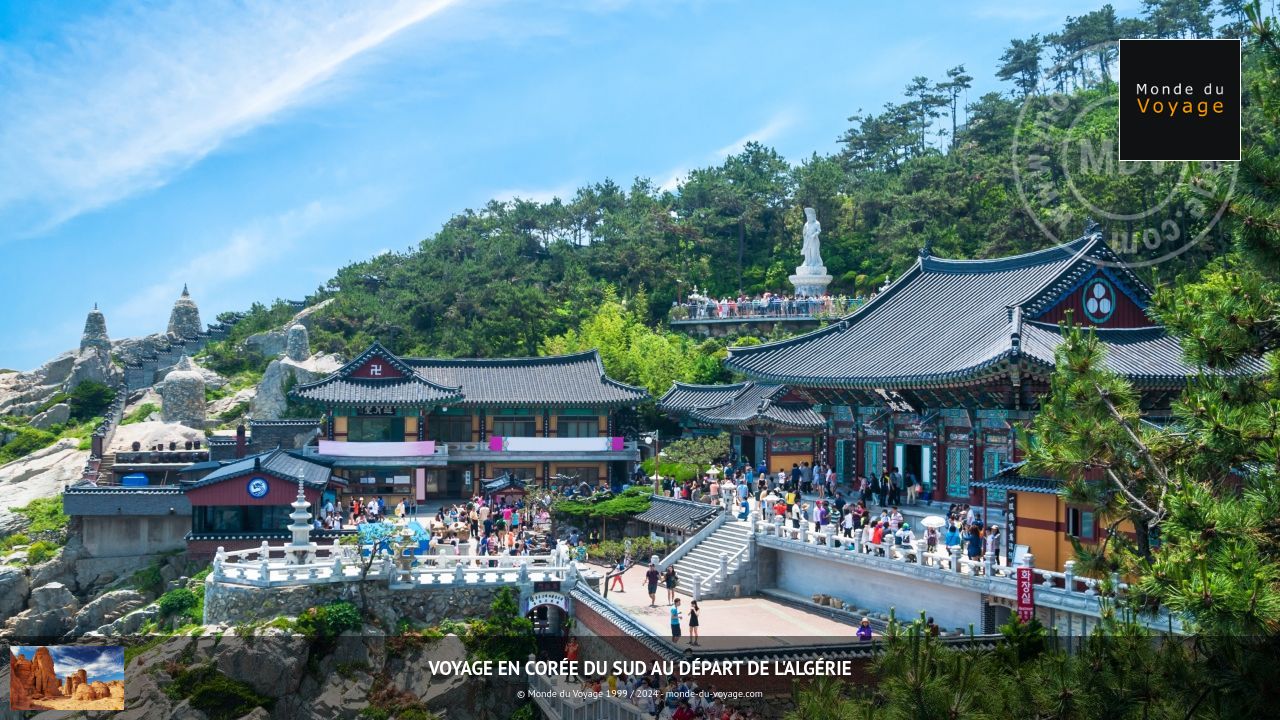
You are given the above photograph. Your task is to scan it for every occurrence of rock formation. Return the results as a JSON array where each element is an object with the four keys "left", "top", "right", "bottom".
[
  {"left": 31, "top": 646, "right": 63, "bottom": 698},
  {"left": 160, "top": 355, "right": 206, "bottom": 429},
  {"left": 28, "top": 402, "right": 70, "bottom": 429},
  {"left": 285, "top": 323, "right": 310, "bottom": 362},
  {"left": 167, "top": 284, "right": 203, "bottom": 338},
  {"left": 250, "top": 353, "right": 342, "bottom": 419},
  {"left": 80, "top": 304, "right": 111, "bottom": 354},
  {"left": 0, "top": 305, "right": 122, "bottom": 416}
]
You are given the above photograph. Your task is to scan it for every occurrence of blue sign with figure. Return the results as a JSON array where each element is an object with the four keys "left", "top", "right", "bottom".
[{"left": 246, "top": 476, "right": 270, "bottom": 498}]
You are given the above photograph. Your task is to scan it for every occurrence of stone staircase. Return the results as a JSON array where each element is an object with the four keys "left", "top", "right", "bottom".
[
  {"left": 671, "top": 521, "right": 753, "bottom": 598},
  {"left": 97, "top": 453, "right": 116, "bottom": 480}
]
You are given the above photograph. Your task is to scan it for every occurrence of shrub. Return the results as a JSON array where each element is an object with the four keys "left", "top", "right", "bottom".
[
  {"left": 66, "top": 380, "right": 116, "bottom": 421},
  {"left": 24, "top": 540, "right": 58, "bottom": 565},
  {"left": 0, "top": 426, "right": 58, "bottom": 464},
  {"left": 0, "top": 533, "right": 31, "bottom": 552},
  {"left": 295, "top": 601, "right": 361, "bottom": 640},
  {"left": 157, "top": 588, "right": 198, "bottom": 617},
  {"left": 121, "top": 403, "right": 159, "bottom": 425},
  {"left": 167, "top": 665, "right": 272, "bottom": 720},
  {"left": 129, "top": 563, "right": 166, "bottom": 596}
]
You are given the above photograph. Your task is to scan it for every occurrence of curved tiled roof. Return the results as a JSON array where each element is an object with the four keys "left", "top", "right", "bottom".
[
  {"left": 405, "top": 350, "right": 649, "bottom": 408},
  {"left": 657, "top": 382, "right": 748, "bottom": 412},
  {"left": 292, "top": 377, "right": 461, "bottom": 405},
  {"left": 725, "top": 235, "right": 1229, "bottom": 388},
  {"left": 183, "top": 449, "right": 336, "bottom": 490},
  {"left": 633, "top": 496, "right": 721, "bottom": 529},
  {"left": 292, "top": 342, "right": 463, "bottom": 406},
  {"left": 292, "top": 343, "right": 649, "bottom": 409},
  {"left": 686, "top": 383, "right": 826, "bottom": 430},
  {"left": 1018, "top": 322, "right": 1267, "bottom": 381}
]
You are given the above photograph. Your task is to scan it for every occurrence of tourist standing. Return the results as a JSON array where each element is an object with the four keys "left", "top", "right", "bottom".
[
  {"left": 646, "top": 563, "right": 661, "bottom": 607},
  {"left": 966, "top": 524, "right": 983, "bottom": 561},
  {"left": 663, "top": 566, "right": 679, "bottom": 605},
  {"left": 857, "top": 617, "right": 873, "bottom": 641},
  {"left": 670, "top": 598, "right": 682, "bottom": 642},
  {"left": 610, "top": 556, "right": 626, "bottom": 592},
  {"left": 985, "top": 525, "right": 1002, "bottom": 566},
  {"left": 688, "top": 600, "right": 700, "bottom": 645}
]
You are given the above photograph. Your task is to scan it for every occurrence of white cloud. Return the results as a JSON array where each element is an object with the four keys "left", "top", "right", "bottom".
[
  {"left": 114, "top": 198, "right": 358, "bottom": 328},
  {"left": 657, "top": 108, "right": 796, "bottom": 192},
  {"left": 0, "top": 0, "right": 461, "bottom": 234}
]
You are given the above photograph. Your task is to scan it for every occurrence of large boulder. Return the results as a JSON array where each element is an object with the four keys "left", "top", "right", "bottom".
[
  {"left": 30, "top": 582, "right": 78, "bottom": 614},
  {"left": 0, "top": 565, "right": 30, "bottom": 622},
  {"left": 29, "top": 402, "right": 71, "bottom": 429},
  {"left": 73, "top": 589, "right": 148, "bottom": 636},
  {"left": 208, "top": 387, "right": 256, "bottom": 419},
  {"left": 250, "top": 353, "right": 342, "bottom": 420}
]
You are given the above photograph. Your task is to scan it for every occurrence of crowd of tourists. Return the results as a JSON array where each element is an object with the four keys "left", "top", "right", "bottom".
[
  {"left": 672, "top": 292, "right": 865, "bottom": 320},
  {"left": 659, "top": 460, "right": 1006, "bottom": 570}
]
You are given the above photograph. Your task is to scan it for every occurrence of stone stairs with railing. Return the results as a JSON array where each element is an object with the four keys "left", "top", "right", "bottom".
[{"left": 671, "top": 521, "right": 753, "bottom": 598}]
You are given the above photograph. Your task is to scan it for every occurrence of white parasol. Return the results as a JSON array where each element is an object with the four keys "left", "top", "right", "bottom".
[{"left": 921, "top": 515, "right": 947, "bottom": 529}]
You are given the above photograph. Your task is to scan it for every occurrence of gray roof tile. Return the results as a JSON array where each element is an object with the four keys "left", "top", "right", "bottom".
[
  {"left": 634, "top": 496, "right": 721, "bottom": 529},
  {"left": 182, "top": 449, "right": 335, "bottom": 490}
]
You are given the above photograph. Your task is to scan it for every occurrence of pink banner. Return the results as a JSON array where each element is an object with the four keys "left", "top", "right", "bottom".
[
  {"left": 317, "top": 439, "right": 436, "bottom": 457},
  {"left": 1016, "top": 567, "right": 1035, "bottom": 622},
  {"left": 485, "top": 437, "right": 626, "bottom": 452}
]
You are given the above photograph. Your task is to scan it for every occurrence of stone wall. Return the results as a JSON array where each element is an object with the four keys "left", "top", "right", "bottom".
[
  {"left": 81, "top": 516, "right": 189, "bottom": 558},
  {"left": 204, "top": 580, "right": 511, "bottom": 628},
  {"left": 767, "top": 547, "right": 986, "bottom": 632}
]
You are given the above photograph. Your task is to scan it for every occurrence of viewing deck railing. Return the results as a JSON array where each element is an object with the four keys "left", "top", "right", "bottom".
[
  {"left": 669, "top": 296, "right": 865, "bottom": 322},
  {"left": 756, "top": 517, "right": 1123, "bottom": 597},
  {"left": 210, "top": 539, "right": 582, "bottom": 589}
]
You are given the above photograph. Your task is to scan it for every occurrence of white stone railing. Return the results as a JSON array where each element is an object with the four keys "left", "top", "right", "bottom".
[
  {"left": 689, "top": 540, "right": 751, "bottom": 601},
  {"left": 757, "top": 517, "right": 1127, "bottom": 601},
  {"left": 658, "top": 510, "right": 726, "bottom": 570},
  {"left": 211, "top": 539, "right": 580, "bottom": 589}
]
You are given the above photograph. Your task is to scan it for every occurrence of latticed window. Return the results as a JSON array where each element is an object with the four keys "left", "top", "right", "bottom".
[
  {"left": 493, "top": 416, "right": 537, "bottom": 437},
  {"left": 557, "top": 418, "right": 598, "bottom": 437},
  {"left": 946, "top": 446, "right": 970, "bottom": 498}
]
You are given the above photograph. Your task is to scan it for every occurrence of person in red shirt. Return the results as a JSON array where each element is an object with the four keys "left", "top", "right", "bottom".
[
  {"left": 672, "top": 700, "right": 696, "bottom": 720},
  {"left": 773, "top": 500, "right": 786, "bottom": 517}
]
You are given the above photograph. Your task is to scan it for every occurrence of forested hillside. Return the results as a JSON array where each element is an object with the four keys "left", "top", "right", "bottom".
[{"left": 206, "top": 1, "right": 1265, "bottom": 394}]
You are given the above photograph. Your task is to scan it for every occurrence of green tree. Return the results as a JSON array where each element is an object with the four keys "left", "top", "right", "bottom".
[
  {"left": 659, "top": 434, "right": 730, "bottom": 480},
  {"left": 463, "top": 587, "right": 536, "bottom": 663},
  {"left": 997, "top": 35, "right": 1044, "bottom": 97}
]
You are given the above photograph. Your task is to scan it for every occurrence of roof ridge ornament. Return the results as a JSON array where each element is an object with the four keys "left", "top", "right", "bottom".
[{"left": 1084, "top": 218, "right": 1101, "bottom": 236}]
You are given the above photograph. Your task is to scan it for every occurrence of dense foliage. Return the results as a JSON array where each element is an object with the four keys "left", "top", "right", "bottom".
[
  {"left": 461, "top": 587, "right": 536, "bottom": 663},
  {"left": 788, "top": 614, "right": 1279, "bottom": 719}
]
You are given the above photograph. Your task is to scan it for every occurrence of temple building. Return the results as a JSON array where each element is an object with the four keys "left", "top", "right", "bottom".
[
  {"left": 724, "top": 232, "right": 1249, "bottom": 569},
  {"left": 658, "top": 381, "right": 826, "bottom": 472},
  {"left": 287, "top": 342, "right": 649, "bottom": 502},
  {"left": 182, "top": 449, "right": 344, "bottom": 556}
]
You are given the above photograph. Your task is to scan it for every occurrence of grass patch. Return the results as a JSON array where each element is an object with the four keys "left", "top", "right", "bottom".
[
  {"left": 0, "top": 426, "right": 57, "bottom": 464},
  {"left": 0, "top": 533, "right": 30, "bottom": 552},
  {"left": 10, "top": 496, "right": 67, "bottom": 533},
  {"left": 165, "top": 664, "right": 274, "bottom": 720},
  {"left": 124, "top": 635, "right": 168, "bottom": 666},
  {"left": 121, "top": 403, "right": 159, "bottom": 425}
]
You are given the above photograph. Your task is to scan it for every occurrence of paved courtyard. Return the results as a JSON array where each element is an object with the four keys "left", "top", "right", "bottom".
[{"left": 600, "top": 565, "right": 870, "bottom": 651}]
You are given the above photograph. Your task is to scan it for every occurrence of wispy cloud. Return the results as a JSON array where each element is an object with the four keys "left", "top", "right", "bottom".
[
  {"left": 0, "top": 0, "right": 460, "bottom": 234},
  {"left": 114, "top": 197, "right": 364, "bottom": 329},
  {"left": 658, "top": 108, "right": 796, "bottom": 191}
]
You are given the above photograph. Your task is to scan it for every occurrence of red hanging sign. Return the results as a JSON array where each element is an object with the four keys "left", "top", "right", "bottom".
[{"left": 1016, "top": 567, "right": 1035, "bottom": 622}]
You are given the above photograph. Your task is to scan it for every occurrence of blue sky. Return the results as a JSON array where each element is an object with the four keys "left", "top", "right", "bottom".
[
  {"left": 0, "top": 0, "right": 1137, "bottom": 371},
  {"left": 13, "top": 645, "right": 125, "bottom": 684}
]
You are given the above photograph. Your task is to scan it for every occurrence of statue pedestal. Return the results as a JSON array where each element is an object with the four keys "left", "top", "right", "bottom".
[{"left": 790, "top": 266, "right": 832, "bottom": 298}]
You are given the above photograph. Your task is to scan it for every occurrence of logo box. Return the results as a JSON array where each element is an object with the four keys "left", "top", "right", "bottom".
[{"left": 1119, "top": 38, "right": 1240, "bottom": 161}]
